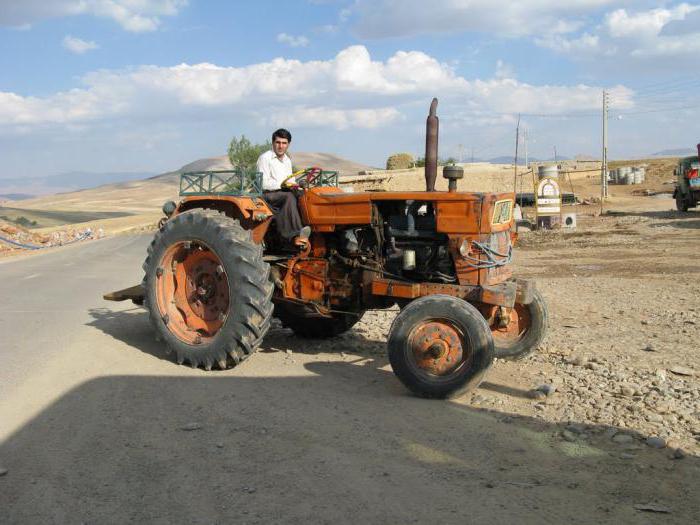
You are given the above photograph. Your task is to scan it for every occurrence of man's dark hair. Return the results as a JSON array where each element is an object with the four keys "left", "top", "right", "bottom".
[{"left": 272, "top": 128, "right": 292, "bottom": 142}]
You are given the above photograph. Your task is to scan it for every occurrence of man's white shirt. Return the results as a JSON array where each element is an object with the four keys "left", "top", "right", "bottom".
[{"left": 256, "top": 150, "right": 292, "bottom": 191}]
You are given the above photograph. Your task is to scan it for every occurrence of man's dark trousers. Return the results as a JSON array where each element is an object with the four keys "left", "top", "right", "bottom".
[{"left": 262, "top": 190, "right": 304, "bottom": 241}]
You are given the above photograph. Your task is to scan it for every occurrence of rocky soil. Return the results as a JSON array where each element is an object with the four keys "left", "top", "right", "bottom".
[{"left": 275, "top": 204, "right": 700, "bottom": 456}]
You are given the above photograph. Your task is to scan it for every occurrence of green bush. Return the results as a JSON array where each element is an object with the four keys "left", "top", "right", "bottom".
[
  {"left": 386, "top": 153, "right": 415, "bottom": 170},
  {"left": 227, "top": 135, "right": 271, "bottom": 170}
]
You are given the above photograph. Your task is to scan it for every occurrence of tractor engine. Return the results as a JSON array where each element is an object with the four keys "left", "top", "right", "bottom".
[{"left": 335, "top": 199, "right": 456, "bottom": 285}]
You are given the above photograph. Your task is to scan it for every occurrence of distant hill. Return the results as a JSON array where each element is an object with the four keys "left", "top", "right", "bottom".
[
  {"left": 0, "top": 193, "right": 34, "bottom": 201},
  {"left": 151, "top": 153, "right": 372, "bottom": 182},
  {"left": 12, "top": 152, "right": 373, "bottom": 213},
  {"left": 486, "top": 155, "right": 570, "bottom": 165},
  {"left": 651, "top": 148, "right": 697, "bottom": 157},
  {"left": 0, "top": 171, "right": 156, "bottom": 196}
]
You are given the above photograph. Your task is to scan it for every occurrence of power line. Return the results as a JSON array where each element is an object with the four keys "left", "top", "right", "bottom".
[{"left": 614, "top": 103, "right": 700, "bottom": 116}]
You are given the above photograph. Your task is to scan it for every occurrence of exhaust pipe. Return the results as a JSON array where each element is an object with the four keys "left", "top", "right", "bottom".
[{"left": 425, "top": 98, "right": 439, "bottom": 192}]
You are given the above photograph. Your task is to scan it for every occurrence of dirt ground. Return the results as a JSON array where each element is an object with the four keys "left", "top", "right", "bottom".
[{"left": 2, "top": 158, "right": 699, "bottom": 522}]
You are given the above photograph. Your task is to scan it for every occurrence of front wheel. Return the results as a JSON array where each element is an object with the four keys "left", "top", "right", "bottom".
[
  {"left": 387, "top": 295, "right": 494, "bottom": 399},
  {"left": 489, "top": 289, "right": 548, "bottom": 360},
  {"left": 143, "top": 209, "right": 274, "bottom": 370}
]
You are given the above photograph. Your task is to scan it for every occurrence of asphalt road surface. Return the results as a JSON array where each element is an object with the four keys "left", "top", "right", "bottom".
[{"left": 0, "top": 235, "right": 697, "bottom": 523}]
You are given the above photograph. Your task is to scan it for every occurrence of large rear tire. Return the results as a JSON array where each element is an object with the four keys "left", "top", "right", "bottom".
[
  {"left": 143, "top": 209, "right": 273, "bottom": 370},
  {"left": 275, "top": 304, "right": 364, "bottom": 338},
  {"left": 387, "top": 295, "right": 494, "bottom": 399},
  {"left": 491, "top": 289, "right": 548, "bottom": 360}
]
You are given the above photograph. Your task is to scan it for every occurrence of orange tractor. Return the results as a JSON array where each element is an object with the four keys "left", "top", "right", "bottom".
[{"left": 106, "top": 99, "right": 547, "bottom": 398}]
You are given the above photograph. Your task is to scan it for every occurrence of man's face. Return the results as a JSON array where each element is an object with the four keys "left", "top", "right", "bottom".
[{"left": 273, "top": 137, "right": 289, "bottom": 158}]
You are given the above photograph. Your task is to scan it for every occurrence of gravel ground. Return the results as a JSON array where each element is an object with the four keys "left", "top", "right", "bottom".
[{"left": 290, "top": 205, "right": 700, "bottom": 455}]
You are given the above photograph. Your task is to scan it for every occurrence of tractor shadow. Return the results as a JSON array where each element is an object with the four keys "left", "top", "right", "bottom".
[
  {"left": 87, "top": 307, "right": 532, "bottom": 401},
  {"left": 2, "top": 365, "right": 699, "bottom": 524},
  {"left": 86, "top": 306, "right": 390, "bottom": 368}
]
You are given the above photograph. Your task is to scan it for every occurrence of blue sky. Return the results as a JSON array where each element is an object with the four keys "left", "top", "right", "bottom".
[{"left": 1, "top": 0, "right": 699, "bottom": 180}]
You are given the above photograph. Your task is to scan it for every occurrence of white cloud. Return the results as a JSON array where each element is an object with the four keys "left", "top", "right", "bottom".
[
  {"left": 0, "top": 45, "right": 633, "bottom": 133},
  {"left": 0, "top": 0, "right": 187, "bottom": 32},
  {"left": 277, "top": 33, "right": 310, "bottom": 48},
  {"left": 494, "top": 60, "right": 515, "bottom": 80},
  {"left": 62, "top": 35, "right": 99, "bottom": 54},
  {"left": 538, "top": 4, "right": 700, "bottom": 60},
  {"left": 269, "top": 106, "right": 402, "bottom": 129},
  {"left": 351, "top": 0, "right": 622, "bottom": 38}
]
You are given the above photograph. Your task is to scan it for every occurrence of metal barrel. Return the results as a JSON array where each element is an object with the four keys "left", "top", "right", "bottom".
[
  {"left": 538, "top": 165, "right": 558, "bottom": 179},
  {"left": 425, "top": 98, "right": 439, "bottom": 192}
]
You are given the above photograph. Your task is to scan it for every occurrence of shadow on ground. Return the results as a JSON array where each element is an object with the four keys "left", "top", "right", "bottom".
[{"left": 1, "top": 310, "right": 697, "bottom": 523}]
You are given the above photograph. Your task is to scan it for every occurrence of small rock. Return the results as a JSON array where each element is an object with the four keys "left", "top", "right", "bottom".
[
  {"left": 566, "top": 424, "right": 585, "bottom": 434},
  {"left": 285, "top": 349, "right": 293, "bottom": 355},
  {"left": 536, "top": 384, "right": 556, "bottom": 396},
  {"left": 181, "top": 422, "right": 202, "bottom": 431},
  {"left": 646, "top": 436, "right": 666, "bottom": 449},
  {"left": 620, "top": 453, "right": 636, "bottom": 460},
  {"left": 620, "top": 385, "right": 635, "bottom": 397},
  {"left": 670, "top": 448, "right": 686, "bottom": 460},
  {"left": 633, "top": 504, "right": 671, "bottom": 514},
  {"left": 567, "top": 355, "right": 587, "bottom": 366},
  {"left": 642, "top": 344, "right": 656, "bottom": 352},
  {"left": 0, "top": 468, "right": 7, "bottom": 477},
  {"left": 646, "top": 414, "right": 664, "bottom": 423},
  {"left": 528, "top": 390, "right": 547, "bottom": 400},
  {"left": 215, "top": 442, "right": 225, "bottom": 449},
  {"left": 561, "top": 430, "right": 577, "bottom": 442},
  {"left": 612, "top": 433, "right": 635, "bottom": 444},
  {"left": 669, "top": 366, "right": 694, "bottom": 377}
]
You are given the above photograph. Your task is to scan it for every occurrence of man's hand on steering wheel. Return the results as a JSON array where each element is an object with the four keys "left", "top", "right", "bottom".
[{"left": 281, "top": 166, "right": 322, "bottom": 190}]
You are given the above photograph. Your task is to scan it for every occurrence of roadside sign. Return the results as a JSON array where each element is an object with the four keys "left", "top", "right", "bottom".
[{"left": 536, "top": 177, "right": 561, "bottom": 217}]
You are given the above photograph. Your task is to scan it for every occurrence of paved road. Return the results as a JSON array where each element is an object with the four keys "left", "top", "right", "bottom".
[
  {"left": 0, "top": 235, "right": 697, "bottom": 524},
  {"left": 0, "top": 234, "right": 150, "bottom": 399}
]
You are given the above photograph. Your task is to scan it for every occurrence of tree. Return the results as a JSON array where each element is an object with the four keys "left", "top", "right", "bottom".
[{"left": 227, "top": 135, "right": 271, "bottom": 170}]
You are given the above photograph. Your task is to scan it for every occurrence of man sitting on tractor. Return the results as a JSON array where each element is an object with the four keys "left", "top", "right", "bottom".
[{"left": 256, "top": 128, "right": 310, "bottom": 248}]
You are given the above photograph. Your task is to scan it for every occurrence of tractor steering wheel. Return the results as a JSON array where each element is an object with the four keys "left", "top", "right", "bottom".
[{"left": 281, "top": 166, "right": 322, "bottom": 189}]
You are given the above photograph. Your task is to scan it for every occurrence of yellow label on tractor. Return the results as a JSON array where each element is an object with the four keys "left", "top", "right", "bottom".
[{"left": 492, "top": 199, "right": 513, "bottom": 225}]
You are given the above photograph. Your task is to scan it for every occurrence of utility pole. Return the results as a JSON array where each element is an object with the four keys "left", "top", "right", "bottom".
[
  {"left": 523, "top": 126, "right": 529, "bottom": 171},
  {"left": 601, "top": 90, "right": 609, "bottom": 203},
  {"left": 513, "top": 114, "right": 521, "bottom": 193}
]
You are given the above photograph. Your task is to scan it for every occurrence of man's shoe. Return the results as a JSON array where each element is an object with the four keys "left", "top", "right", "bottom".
[
  {"left": 299, "top": 226, "right": 311, "bottom": 239},
  {"left": 293, "top": 226, "right": 311, "bottom": 249}
]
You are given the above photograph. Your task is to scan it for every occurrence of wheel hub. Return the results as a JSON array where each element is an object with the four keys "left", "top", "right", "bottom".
[
  {"left": 491, "top": 304, "right": 530, "bottom": 344},
  {"left": 410, "top": 321, "right": 464, "bottom": 376},
  {"left": 155, "top": 242, "right": 230, "bottom": 345}
]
